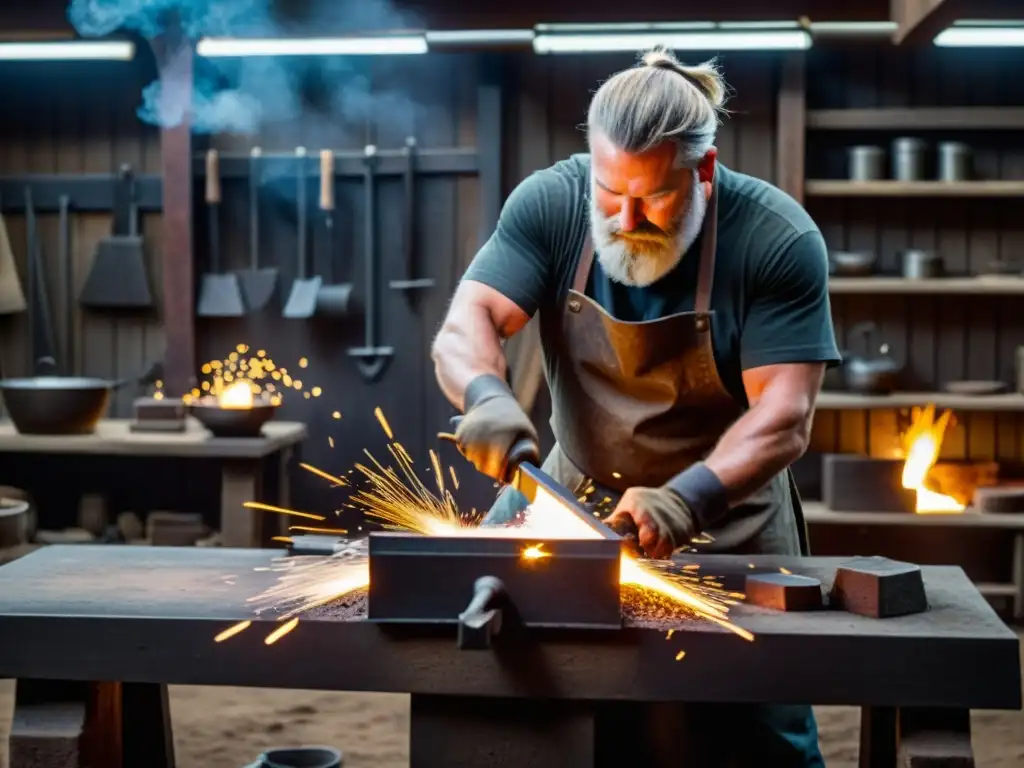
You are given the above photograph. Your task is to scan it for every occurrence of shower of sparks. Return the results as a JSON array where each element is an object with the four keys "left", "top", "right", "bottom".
[
  {"left": 289, "top": 525, "right": 349, "bottom": 535},
  {"left": 675, "top": 650, "right": 686, "bottom": 661},
  {"left": 233, "top": 408, "right": 755, "bottom": 645},
  {"left": 179, "top": 344, "right": 325, "bottom": 406},
  {"left": 243, "top": 501, "right": 326, "bottom": 522},
  {"left": 300, "top": 462, "right": 347, "bottom": 487},
  {"left": 264, "top": 617, "right": 300, "bottom": 645}
]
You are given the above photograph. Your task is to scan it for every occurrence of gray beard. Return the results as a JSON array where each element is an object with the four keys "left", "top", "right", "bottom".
[{"left": 588, "top": 179, "right": 707, "bottom": 288}]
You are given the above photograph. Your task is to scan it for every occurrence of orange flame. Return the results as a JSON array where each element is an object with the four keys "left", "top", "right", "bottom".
[
  {"left": 218, "top": 379, "right": 255, "bottom": 409},
  {"left": 900, "top": 405, "right": 964, "bottom": 514}
]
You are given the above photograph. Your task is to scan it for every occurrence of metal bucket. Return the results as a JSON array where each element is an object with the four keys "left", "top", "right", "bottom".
[{"left": 248, "top": 746, "right": 343, "bottom": 768}]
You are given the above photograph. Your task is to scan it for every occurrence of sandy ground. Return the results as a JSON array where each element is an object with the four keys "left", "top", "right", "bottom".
[{"left": 0, "top": 630, "right": 1021, "bottom": 767}]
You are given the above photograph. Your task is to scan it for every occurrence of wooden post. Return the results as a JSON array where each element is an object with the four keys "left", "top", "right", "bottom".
[
  {"left": 891, "top": 0, "right": 960, "bottom": 45},
  {"left": 776, "top": 52, "right": 806, "bottom": 205},
  {"left": 149, "top": 27, "right": 196, "bottom": 398}
]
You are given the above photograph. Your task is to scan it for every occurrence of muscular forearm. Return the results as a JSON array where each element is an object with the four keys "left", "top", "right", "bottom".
[
  {"left": 704, "top": 398, "right": 811, "bottom": 503},
  {"left": 431, "top": 307, "right": 508, "bottom": 412}
]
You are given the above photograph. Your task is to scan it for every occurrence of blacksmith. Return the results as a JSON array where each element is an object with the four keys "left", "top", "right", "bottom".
[{"left": 432, "top": 47, "right": 839, "bottom": 766}]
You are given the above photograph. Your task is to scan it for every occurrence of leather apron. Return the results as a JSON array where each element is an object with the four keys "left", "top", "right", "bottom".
[{"left": 488, "top": 183, "right": 809, "bottom": 558}]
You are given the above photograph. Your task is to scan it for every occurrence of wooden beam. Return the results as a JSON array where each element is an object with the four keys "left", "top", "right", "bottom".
[
  {"left": 775, "top": 52, "right": 806, "bottom": 205},
  {"left": 149, "top": 28, "right": 196, "bottom": 398},
  {"left": 890, "top": 0, "right": 961, "bottom": 45}
]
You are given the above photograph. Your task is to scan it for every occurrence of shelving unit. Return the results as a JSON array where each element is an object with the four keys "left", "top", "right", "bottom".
[
  {"left": 805, "top": 180, "right": 1024, "bottom": 197},
  {"left": 817, "top": 392, "right": 1024, "bottom": 411},
  {"left": 806, "top": 106, "right": 1024, "bottom": 131},
  {"left": 829, "top": 276, "right": 1024, "bottom": 294}
]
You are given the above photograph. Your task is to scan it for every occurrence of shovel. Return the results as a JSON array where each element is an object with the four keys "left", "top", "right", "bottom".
[
  {"left": 79, "top": 164, "right": 153, "bottom": 311},
  {"left": 197, "top": 149, "right": 244, "bottom": 318},
  {"left": 237, "top": 146, "right": 279, "bottom": 312},
  {"left": 389, "top": 136, "right": 434, "bottom": 307},
  {"left": 0, "top": 191, "right": 26, "bottom": 315},
  {"left": 312, "top": 149, "right": 353, "bottom": 316},
  {"left": 282, "top": 147, "right": 321, "bottom": 319}
]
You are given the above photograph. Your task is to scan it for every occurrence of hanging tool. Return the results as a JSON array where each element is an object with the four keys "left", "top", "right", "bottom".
[
  {"left": 79, "top": 164, "right": 153, "bottom": 310},
  {"left": 312, "top": 149, "right": 354, "bottom": 316},
  {"left": 236, "top": 147, "right": 279, "bottom": 312},
  {"left": 348, "top": 145, "right": 394, "bottom": 381},
  {"left": 282, "top": 147, "right": 321, "bottom": 318},
  {"left": 0, "top": 191, "right": 26, "bottom": 315},
  {"left": 196, "top": 149, "right": 245, "bottom": 318},
  {"left": 388, "top": 136, "right": 433, "bottom": 307},
  {"left": 24, "top": 187, "right": 57, "bottom": 376}
]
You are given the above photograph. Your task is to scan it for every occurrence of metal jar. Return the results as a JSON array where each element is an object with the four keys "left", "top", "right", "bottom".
[
  {"left": 849, "top": 146, "right": 885, "bottom": 181},
  {"left": 901, "top": 249, "right": 943, "bottom": 279},
  {"left": 892, "top": 137, "right": 926, "bottom": 182},
  {"left": 938, "top": 142, "right": 970, "bottom": 182}
]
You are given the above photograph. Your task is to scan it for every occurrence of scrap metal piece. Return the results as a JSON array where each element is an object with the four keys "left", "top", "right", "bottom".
[
  {"left": 745, "top": 573, "right": 824, "bottom": 612},
  {"left": 457, "top": 576, "right": 505, "bottom": 650},
  {"left": 287, "top": 535, "right": 345, "bottom": 557},
  {"left": 367, "top": 532, "right": 621, "bottom": 629},
  {"left": 515, "top": 463, "right": 622, "bottom": 541},
  {"left": 830, "top": 556, "right": 928, "bottom": 618}
]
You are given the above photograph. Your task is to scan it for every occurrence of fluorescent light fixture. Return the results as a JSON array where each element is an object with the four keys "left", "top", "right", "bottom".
[
  {"left": 809, "top": 21, "right": 897, "bottom": 37},
  {"left": 0, "top": 40, "right": 135, "bottom": 61},
  {"left": 196, "top": 35, "right": 428, "bottom": 57},
  {"left": 934, "top": 21, "right": 1024, "bottom": 47},
  {"left": 533, "top": 29, "right": 811, "bottom": 54},
  {"left": 426, "top": 29, "right": 534, "bottom": 46}
]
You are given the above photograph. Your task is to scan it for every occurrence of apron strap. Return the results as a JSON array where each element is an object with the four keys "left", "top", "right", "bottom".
[
  {"left": 572, "top": 231, "right": 595, "bottom": 294},
  {"left": 694, "top": 179, "right": 719, "bottom": 315}
]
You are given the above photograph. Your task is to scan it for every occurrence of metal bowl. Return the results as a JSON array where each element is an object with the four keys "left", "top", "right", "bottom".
[
  {"left": 190, "top": 397, "right": 278, "bottom": 438},
  {"left": 830, "top": 251, "right": 878, "bottom": 277},
  {"left": 0, "top": 496, "right": 30, "bottom": 548},
  {"left": 0, "top": 376, "right": 114, "bottom": 435}
]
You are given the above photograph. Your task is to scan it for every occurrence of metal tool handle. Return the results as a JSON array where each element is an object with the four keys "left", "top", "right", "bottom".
[
  {"left": 444, "top": 415, "right": 540, "bottom": 483},
  {"left": 205, "top": 149, "right": 220, "bottom": 204},
  {"left": 320, "top": 149, "right": 334, "bottom": 212},
  {"left": 296, "top": 146, "right": 308, "bottom": 279},
  {"left": 457, "top": 575, "right": 505, "bottom": 650},
  {"left": 249, "top": 146, "right": 261, "bottom": 269}
]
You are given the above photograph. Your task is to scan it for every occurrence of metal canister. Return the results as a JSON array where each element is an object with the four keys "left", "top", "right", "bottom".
[
  {"left": 892, "top": 137, "right": 926, "bottom": 181},
  {"left": 938, "top": 141, "right": 970, "bottom": 182},
  {"left": 849, "top": 146, "right": 884, "bottom": 181}
]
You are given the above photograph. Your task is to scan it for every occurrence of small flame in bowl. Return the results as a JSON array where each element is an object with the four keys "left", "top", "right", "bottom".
[{"left": 218, "top": 380, "right": 255, "bottom": 410}]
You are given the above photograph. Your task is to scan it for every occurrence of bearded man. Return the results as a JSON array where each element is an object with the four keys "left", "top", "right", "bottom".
[{"left": 431, "top": 47, "right": 839, "bottom": 766}]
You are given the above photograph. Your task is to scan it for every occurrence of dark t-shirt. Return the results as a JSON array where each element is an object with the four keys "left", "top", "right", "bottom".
[{"left": 463, "top": 154, "right": 841, "bottom": 404}]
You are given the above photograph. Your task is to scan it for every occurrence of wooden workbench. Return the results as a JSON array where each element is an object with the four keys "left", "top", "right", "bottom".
[
  {"left": 0, "top": 545, "right": 1018, "bottom": 767},
  {"left": 0, "top": 419, "right": 307, "bottom": 547}
]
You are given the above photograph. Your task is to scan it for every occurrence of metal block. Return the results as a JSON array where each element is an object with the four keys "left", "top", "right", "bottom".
[
  {"left": 822, "top": 455, "right": 916, "bottom": 512},
  {"left": 367, "top": 532, "right": 621, "bottom": 629},
  {"left": 745, "top": 573, "right": 824, "bottom": 611},
  {"left": 830, "top": 556, "right": 928, "bottom": 618}
]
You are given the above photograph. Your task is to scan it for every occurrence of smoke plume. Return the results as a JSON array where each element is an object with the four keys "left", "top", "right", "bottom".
[{"left": 66, "top": 0, "right": 423, "bottom": 136}]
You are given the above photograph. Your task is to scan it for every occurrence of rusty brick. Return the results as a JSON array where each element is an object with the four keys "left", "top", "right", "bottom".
[
  {"left": 830, "top": 556, "right": 928, "bottom": 618},
  {"left": 745, "top": 573, "right": 824, "bottom": 611}
]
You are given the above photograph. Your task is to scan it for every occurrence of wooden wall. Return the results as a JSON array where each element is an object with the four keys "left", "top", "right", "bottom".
[
  {"left": 0, "top": 59, "right": 163, "bottom": 419},
  {"left": 805, "top": 46, "right": 1024, "bottom": 465}
]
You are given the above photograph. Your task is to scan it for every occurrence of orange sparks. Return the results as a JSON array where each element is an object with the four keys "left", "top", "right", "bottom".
[
  {"left": 675, "top": 650, "right": 686, "bottom": 661},
  {"left": 666, "top": 629, "right": 675, "bottom": 639},
  {"left": 271, "top": 536, "right": 293, "bottom": 544},
  {"left": 522, "top": 543, "right": 551, "bottom": 560},
  {"left": 682, "top": 564, "right": 700, "bottom": 571},
  {"left": 300, "top": 462, "right": 347, "bottom": 487},
  {"left": 214, "top": 620, "right": 251, "bottom": 643},
  {"left": 264, "top": 617, "right": 299, "bottom": 645},
  {"left": 374, "top": 407, "right": 394, "bottom": 439},
  {"left": 288, "top": 525, "right": 349, "bottom": 535},
  {"left": 449, "top": 466, "right": 459, "bottom": 490},
  {"left": 328, "top": 436, "right": 335, "bottom": 448},
  {"left": 779, "top": 567, "right": 793, "bottom": 575},
  {"left": 243, "top": 502, "right": 325, "bottom": 522}
]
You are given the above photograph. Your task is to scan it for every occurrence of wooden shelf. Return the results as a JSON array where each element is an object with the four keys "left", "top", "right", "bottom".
[
  {"left": 806, "top": 107, "right": 1024, "bottom": 131},
  {"left": 829, "top": 276, "right": 1024, "bottom": 294},
  {"left": 817, "top": 392, "right": 1024, "bottom": 411},
  {"left": 805, "top": 180, "right": 1024, "bottom": 197},
  {"left": 803, "top": 503, "right": 1024, "bottom": 529}
]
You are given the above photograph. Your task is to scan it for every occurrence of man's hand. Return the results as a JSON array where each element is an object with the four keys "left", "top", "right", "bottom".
[
  {"left": 606, "top": 486, "right": 697, "bottom": 560},
  {"left": 455, "top": 390, "right": 538, "bottom": 483}
]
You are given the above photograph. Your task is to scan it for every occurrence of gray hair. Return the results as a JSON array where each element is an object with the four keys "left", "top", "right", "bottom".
[{"left": 587, "top": 46, "right": 729, "bottom": 168}]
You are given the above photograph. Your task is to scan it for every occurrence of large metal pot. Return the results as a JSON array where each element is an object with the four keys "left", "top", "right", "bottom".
[
  {"left": 843, "top": 322, "right": 903, "bottom": 396},
  {"left": 0, "top": 360, "right": 163, "bottom": 435}
]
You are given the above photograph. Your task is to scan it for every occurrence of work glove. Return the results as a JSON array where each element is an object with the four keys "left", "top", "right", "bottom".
[
  {"left": 606, "top": 486, "right": 697, "bottom": 560},
  {"left": 453, "top": 374, "right": 539, "bottom": 483}
]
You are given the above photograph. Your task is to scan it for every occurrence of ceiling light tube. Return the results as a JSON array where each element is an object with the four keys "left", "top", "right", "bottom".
[
  {"left": 934, "top": 24, "right": 1024, "bottom": 47},
  {"left": 0, "top": 40, "right": 135, "bottom": 61},
  {"left": 196, "top": 35, "right": 428, "bottom": 58},
  {"left": 533, "top": 30, "right": 811, "bottom": 54}
]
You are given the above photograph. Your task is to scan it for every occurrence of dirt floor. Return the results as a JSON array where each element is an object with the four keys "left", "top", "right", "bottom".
[{"left": 0, "top": 629, "right": 1021, "bottom": 767}]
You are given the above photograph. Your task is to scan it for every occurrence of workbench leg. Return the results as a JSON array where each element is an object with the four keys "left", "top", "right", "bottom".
[
  {"left": 409, "top": 694, "right": 595, "bottom": 768},
  {"left": 1012, "top": 532, "right": 1023, "bottom": 621},
  {"left": 9, "top": 679, "right": 175, "bottom": 768},
  {"left": 277, "top": 447, "right": 293, "bottom": 539},
  {"left": 220, "top": 459, "right": 263, "bottom": 548},
  {"left": 898, "top": 707, "right": 974, "bottom": 767},
  {"left": 859, "top": 706, "right": 897, "bottom": 768}
]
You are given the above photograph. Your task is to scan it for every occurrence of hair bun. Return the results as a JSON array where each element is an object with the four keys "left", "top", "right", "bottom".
[{"left": 639, "top": 46, "right": 728, "bottom": 109}]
